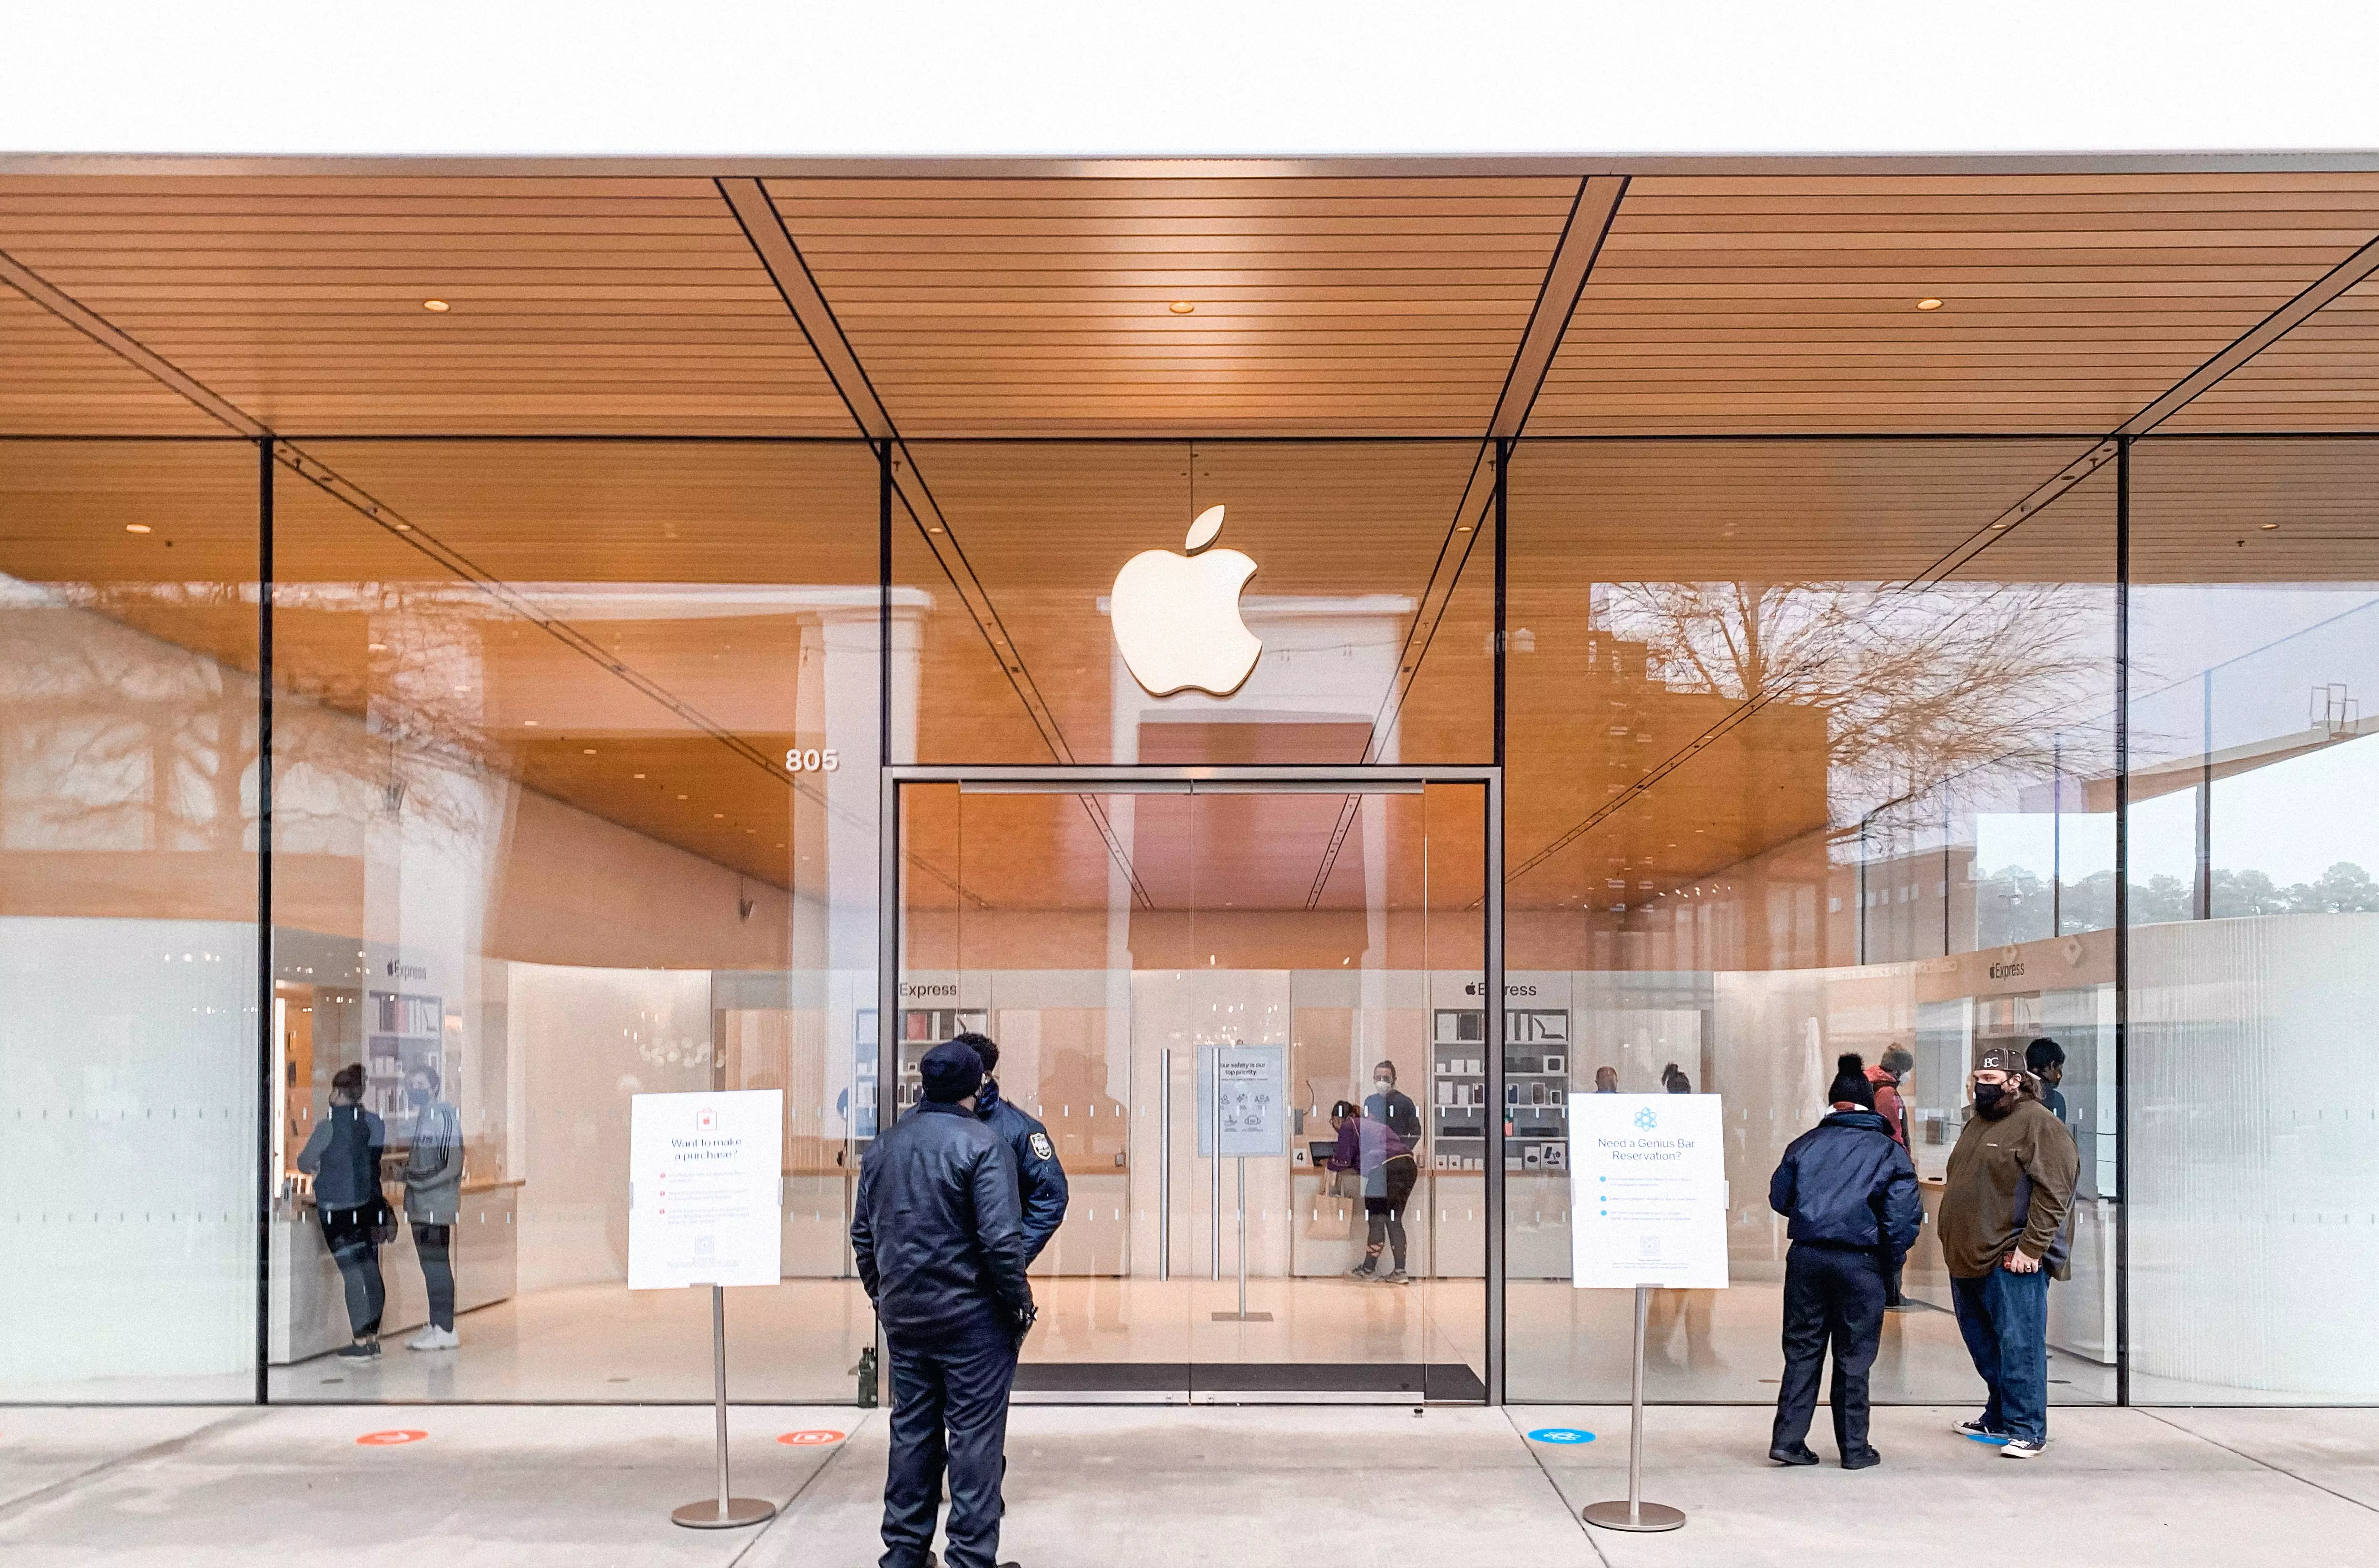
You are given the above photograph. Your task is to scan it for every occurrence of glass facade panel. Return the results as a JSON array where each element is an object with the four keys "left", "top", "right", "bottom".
[
  {"left": 1503, "top": 439, "right": 2118, "bottom": 1403},
  {"left": 2126, "top": 437, "right": 2379, "bottom": 1401},
  {"left": 0, "top": 439, "right": 262, "bottom": 1401},
  {"left": 261, "top": 440, "right": 882, "bottom": 1399},
  {"left": 894, "top": 442, "right": 1492, "bottom": 766}
]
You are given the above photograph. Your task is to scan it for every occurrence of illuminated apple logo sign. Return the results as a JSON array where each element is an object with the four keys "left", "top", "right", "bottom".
[{"left": 1110, "top": 504, "right": 1261, "bottom": 696}]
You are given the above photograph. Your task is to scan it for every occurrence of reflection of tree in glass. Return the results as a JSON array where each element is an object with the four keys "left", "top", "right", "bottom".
[
  {"left": 1976, "top": 861, "right": 2379, "bottom": 943},
  {"left": 1602, "top": 580, "right": 2109, "bottom": 823}
]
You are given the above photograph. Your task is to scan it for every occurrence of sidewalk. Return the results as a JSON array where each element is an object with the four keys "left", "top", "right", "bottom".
[{"left": 4, "top": 1401, "right": 2376, "bottom": 1566}]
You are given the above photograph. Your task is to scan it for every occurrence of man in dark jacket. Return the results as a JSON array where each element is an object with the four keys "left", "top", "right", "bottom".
[
  {"left": 954, "top": 1032, "right": 1070, "bottom": 1264},
  {"left": 852, "top": 1039, "right": 1034, "bottom": 1568},
  {"left": 1766, "top": 1053, "right": 1922, "bottom": 1470}
]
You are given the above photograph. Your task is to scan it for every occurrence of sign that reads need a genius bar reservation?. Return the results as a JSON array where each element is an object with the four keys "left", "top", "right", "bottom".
[
  {"left": 628, "top": 1091, "right": 783, "bottom": 1290},
  {"left": 1568, "top": 1094, "right": 1729, "bottom": 1291}
]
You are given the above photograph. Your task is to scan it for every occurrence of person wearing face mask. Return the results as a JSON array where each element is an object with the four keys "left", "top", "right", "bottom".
[
  {"left": 2025, "top": 1037, "right": 2068, "bottom": 1124},
  {"left": 295, "top": 1063, "right": 389, "bottom": 1360},
  {"left": 1330, "top": 1064, "right": 1419, "bottom": 1284},
  {"left": 400, "top": 1065, "right": 464, "bottom": 1352},
  {"left": 1937, "top": 1045, "right": 2078, "bottom": 1461}
]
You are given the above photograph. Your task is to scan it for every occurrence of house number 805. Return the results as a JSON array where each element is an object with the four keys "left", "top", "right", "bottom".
[{"left": 784, "top": 748, "right": 841, "bottom": 773}]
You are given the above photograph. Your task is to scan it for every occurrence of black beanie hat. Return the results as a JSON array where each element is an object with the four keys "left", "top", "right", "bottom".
[
  {"left": 919, "top": 1039, "right": 984, "bottom": 1104},
  {"left": 1828, "top": 1053, "right": 1875, "bottom": 1109}
]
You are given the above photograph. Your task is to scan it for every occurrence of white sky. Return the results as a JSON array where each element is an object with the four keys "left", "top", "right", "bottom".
[{"left": 3, "top": 2, "right": 2379, "bottom": 158}]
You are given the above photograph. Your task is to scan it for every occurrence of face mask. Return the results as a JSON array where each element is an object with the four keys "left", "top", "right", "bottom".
[
  {"left": 407, "top": 1086, "right": 432, "bottom": 1107},
  {"left": 1373, "top": 1079, "right": 1392, "bottom": 1092},
  {"left": 1973, "top": 1081, "right": 2011, "bottom": 1116}
]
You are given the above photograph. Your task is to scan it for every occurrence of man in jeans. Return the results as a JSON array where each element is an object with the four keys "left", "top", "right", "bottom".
[{"left": 1939, "top": 1044, "right": 2078, "bottom": 1460}]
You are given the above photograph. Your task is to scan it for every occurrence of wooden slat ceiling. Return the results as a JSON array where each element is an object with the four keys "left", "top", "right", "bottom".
[
  {"left": 2165, "top": 274, "right": 2379, "bottom": 431},
  {"left": 0, "top": 177, "right": 851, "bottom": 435},
  {"left": 1533, "top": 175, "right": 2379, "bottom": 435},
  {"left": 766, "top": 176, "right": 1578, "bottom": 436},
  {"left": 2127, "top": 436, "right": 2379, "bottom": 582},
  {"left": 0, "top": 286, "right": 229, "bottom": 434}
]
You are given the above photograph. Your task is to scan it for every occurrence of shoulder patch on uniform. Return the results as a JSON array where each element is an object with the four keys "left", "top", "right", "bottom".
[{"left": 1029, "top": 1131, "right": 1055, "bottom": 1161}]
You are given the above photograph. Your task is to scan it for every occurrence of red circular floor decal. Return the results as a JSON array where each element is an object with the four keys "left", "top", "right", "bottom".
[
  {"left": 356, "top": 1430, "right": 427, "bottom": 1446},
  {"left": 777, "top": 1429, "right": 845, "bottom": 1446}
]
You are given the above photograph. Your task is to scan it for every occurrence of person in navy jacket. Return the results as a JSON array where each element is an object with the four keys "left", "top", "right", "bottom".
[
  {"left": 954, "top": 1032, "right": 1070, "bottom": 1263},
  {"left": 1766, "top": 1053, "right": 1923, "bottom": 1470}
]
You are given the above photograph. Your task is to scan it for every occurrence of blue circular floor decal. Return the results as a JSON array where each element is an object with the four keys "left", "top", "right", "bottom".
[{"left": 1528, "top": 1428, "right": 1597, "bottom": 1444}]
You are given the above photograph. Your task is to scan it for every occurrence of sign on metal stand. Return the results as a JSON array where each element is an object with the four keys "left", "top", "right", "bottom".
[
  {"left": 1569, "top": 1092, "right": 1728, "bottom": 1534},
  {"left": 1199, "top": 1044, "right": 1283, "bottom": 1322},
  {"left": 629, "top": 1089, "right": 785, "bottom": 1530}
]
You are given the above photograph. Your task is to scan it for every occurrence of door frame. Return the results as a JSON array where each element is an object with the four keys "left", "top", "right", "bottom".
[{"left": 876, "top": 763, "right": 1507, "bottom": 1403}]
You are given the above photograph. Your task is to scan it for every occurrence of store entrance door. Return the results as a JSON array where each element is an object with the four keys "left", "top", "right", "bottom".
[{"left": 880, "top": 766, "right": 1499, "bottom": 1403}]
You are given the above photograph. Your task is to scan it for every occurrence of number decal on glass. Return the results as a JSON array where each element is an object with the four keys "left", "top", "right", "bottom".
[{"left": 783, "top": 748, "right": 840, "bottom": 773}]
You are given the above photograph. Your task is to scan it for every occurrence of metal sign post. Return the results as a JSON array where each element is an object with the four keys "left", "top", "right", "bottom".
[
  {"left": 1581, "top": 1286, "right": 1685, "bottom": 1533},
  {"left": 671, "top": 1285, "right": 777, "bottom": 1530}
]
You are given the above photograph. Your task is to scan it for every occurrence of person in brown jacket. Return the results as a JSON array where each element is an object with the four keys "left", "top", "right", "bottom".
[
  {"left": 1867, "top": 1045, "right": 1917, "bottom": 1307},
  {"left": 1937, "top": 1044, "right": 2078, "bottom": 1461}
]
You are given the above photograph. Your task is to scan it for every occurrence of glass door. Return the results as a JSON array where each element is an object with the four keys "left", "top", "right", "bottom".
[{"left": 887, "top": 772, "right": 1488, "bottom": 1403}]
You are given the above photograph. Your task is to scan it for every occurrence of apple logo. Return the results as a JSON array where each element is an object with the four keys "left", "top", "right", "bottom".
[{"left": 1110, "top": 503, "right": 1262, "bottom": 696}]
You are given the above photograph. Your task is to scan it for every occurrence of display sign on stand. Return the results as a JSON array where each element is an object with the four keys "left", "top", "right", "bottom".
[
  {"left": 1196, "top": 1045, "right": 1284, "bottom": 1321},
  {"left": 1567, "top": 1092, "right": 1728, "bottom": 1534},
  {"left": 629, "top": 1090, "right": 784, "bottom": 1530}
]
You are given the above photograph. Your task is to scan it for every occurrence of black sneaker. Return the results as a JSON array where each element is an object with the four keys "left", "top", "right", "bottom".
[
  {"left": 1768, "top": 1443, "right": 1819, "bottom": 1466},
  {"left": 1345, "top": 1262, "right": 1377, "bottom": 1280},
  {"left": 1952, "top": 1416, "right": 2007, "bottom": 1442},
  {"left": 336, "top": 1338, "right": 380, "bottom": 1361},
  {"left": 1842, "top": 1447, "right": 1882, "bottom": 1470}
]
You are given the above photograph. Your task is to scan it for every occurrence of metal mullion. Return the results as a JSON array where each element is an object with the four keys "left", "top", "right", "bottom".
[
  {"left": 253, "top": 436, "right": 274, "bottom": 1405},
  {"left": 2114, "top": 436, "right": 2133, "bottom": 1409},
  {"left": 1484, "top": 771, "right": 1506, "bottom": 1406}
]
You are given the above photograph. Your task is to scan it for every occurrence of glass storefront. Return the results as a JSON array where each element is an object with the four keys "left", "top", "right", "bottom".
[{"left": 4, "top": 424, "right": 2375, "bottom": 1407}]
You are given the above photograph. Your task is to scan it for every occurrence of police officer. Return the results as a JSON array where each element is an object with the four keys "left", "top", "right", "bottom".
[
  {"left": 953, "top": 1032, "right": 1070, "bottom": 1262},
  {"left": 852, "top": 1039, "right": 1034, "bottom": 1568}
]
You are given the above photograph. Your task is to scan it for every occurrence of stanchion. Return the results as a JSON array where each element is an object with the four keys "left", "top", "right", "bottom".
[
  {"left": 671, "top": 1285, "right": 777, "bottom": 1529},
  {"left": 1581, "top": 1285, "right": 1685, "bottom": 1533}
]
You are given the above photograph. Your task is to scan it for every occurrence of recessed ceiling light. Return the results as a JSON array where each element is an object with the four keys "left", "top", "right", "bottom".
[
  {"left": 633, "top": 773, "right": 646, "bottom": 779},
  {"left": 2260, "top": 522, "right": 2279, "bottom": 530},
  {"left": 523, "top": 720, "right": 539, "bottom": 726},
  {"left": 124, "top": 523, "right": 152, "bottom": 534},
  {"left": 677, "top": 794, "right": 689, "bottom": 801},
  {"left": 422, "top": 299, "right": 451, "bottom": 312},
  {"left": 367, "top": 642, "right": 387, "bottom": 652},
  {"left": 1916, "top": 297, "right": 1945, "bottom": 311},
  {"left": 713, "top": 813, "right": 725, "bottom": 819},
  {"left": 1168, "top": 300, "right": 1196, "bottom": 314},
  {"left": 582, "top": 747, "right": 597, "bottom": 755}
]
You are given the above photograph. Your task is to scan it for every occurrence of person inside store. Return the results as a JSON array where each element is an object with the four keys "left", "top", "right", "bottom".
[
  {"left": 1662, "top": 1061, "right": 1693, "bottom": 1094},
  {"left": 1593, "top": 1066, "right": 1619, "bottom": 1093},
  {"left": 952, "top": 1031, "right": 1070, "bottom": 1263},
  {"left": 1765, "top": 1053, "right": 1921, "bottom": 1470},
  {"left": 2025, "top": 1037, "right": 2069, "bottom": 1123},
  {"left": 295, "top": 1062, "right": 390, "bottom": 1361},
  {"left": 1868, "top": 1044, "right": 1917, "bottom": 1309},
  {"left": 851, "top": 1038, "right": 1034, "bottom": 1568},
  {"left": 1326, "top": 1091, "right": 1417, "bottom": 1284},
  {"left": 401, "top": 1065, "right": 463, "bottom": 1352},
  {"left": 1939, "top": 1044, "right": 2078, "bottom": 1462},
  {"left": 1365, "top": 1059, "right": 1424, "bottom": 1147}
]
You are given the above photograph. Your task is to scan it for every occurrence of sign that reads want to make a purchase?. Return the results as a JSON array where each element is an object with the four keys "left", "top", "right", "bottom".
[
  {"left": 628, "top": 1090, "right": 783, "bottom": 1291},
  {"left": 1568, "top": 1093, "right": 1729, "bottom": 1291}
]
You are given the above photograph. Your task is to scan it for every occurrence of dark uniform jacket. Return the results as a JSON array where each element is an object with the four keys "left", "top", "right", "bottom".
[
  {"left": 1768, "top": 1108, "right": 1923, "bottom": 1258},
  {"left": 851, "top": 1099, "right": 1033, "bottom": 1336},
  {"left": 975, "top": 1077, "right": 1070, "bottom": 1263}
]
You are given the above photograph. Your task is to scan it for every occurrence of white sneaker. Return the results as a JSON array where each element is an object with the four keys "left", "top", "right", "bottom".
[
  {"left": 2000, "top": 1437, "right": 2045, "bottom": 1460},
  {"left": 406, "top": 1326, "right": 459, "bottom": 1352}
]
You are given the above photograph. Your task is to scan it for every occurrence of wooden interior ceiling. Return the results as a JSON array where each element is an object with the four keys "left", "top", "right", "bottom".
[
  {"left": 2126, "top": 437, "right": 2379, "bottom": 583},
  {"left": 0, "top": 177, "right": 851, "bottom": 435},
  {"left": 1533, "top": 174, "right": 2379, "bottom": 434},
  {"left": 2164, "top": 272, "right": 2379, "bottom": 432},
  {"left": 766, "top": 176, "right": 1577, "bottom": 435}
]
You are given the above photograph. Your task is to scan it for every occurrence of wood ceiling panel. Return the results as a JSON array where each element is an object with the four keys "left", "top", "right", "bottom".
[
  {"left": 0, "top": 177, "right": 852, "bottom": 436},
  {"left": 770, "top": 177, "right": 1576, "bottom": 436},
  {"left": 2164, "top": 275, "right": 2379, "bottom": 431},
  {"left": 1534, "top": 176, "right": 2379, "bottom": 435},
  {"left": 0, "top": 287, "right": 230, "bottom": 434}
]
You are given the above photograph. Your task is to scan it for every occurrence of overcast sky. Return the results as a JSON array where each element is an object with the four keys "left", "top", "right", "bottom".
[{"left": 4, "top": 2, "right": 2379, "bottom": 160}]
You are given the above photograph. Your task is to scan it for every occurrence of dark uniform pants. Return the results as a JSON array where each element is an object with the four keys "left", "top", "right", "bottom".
[
  {"left": 881, "top": 1307, "right": 1019, "bottom": 1568},
  {"left": 1770, "top": 1243, "right": 1888, "bottom": 1458}
]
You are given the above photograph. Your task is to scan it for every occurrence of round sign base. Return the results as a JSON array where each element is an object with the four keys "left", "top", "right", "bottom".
[
  {"left": 1582, "top": 1499, "right": 1686, "bottom": 1533},
  {"left": 671, "top": 1497, "right": 777, "bottom": 1530}
]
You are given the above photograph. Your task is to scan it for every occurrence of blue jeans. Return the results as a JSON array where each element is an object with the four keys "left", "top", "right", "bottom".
[
  {"left": 1950, "top": 1265, "right": 2049, "bottom": 1443},
  {"left": 880, "top": 1308, "right": 1019, "bottom": 1568}
]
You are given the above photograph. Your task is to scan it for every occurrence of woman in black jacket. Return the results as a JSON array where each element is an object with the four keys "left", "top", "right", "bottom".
[{"left": 296, "top": 1063, "right": 390, "bottom": 1360}]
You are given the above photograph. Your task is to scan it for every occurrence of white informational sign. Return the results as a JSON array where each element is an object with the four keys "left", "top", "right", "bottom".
[
  {"left": 628, "top": 1090, "right": 784, "bottom": 1290},
  {"left": 1196, "top": 1045, "right": 1287, "bottom": 1158},
  {"left": 1569, "top": 1094, "right": 1729, "bottom": 1291}
]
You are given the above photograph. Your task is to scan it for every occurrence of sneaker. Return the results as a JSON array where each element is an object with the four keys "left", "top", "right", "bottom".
[
  {"left": 406, "top": 1326, "right": 458, "bottom": 1352},
  {"left": 2000, "top": 1438, "right": 2046, "bottom": 1460},
  {"left": 336, "top": 1338, "right": 381, "bottom": 1361},
  {"left": 1768, "top": 1443, "right": 1819, "bottom": 1466},
  {"left": 1841, "top": 1447, "right": 1882, "bottom": 1470},
  {"left": 1345, "top": 1262, "right": 1377, "bottom": 1280},
  {"left": 1380, "top": 1269, "right": 1413, "bottom": 1286},
  {"left": 1953, "top": 1417, "right": 2008, "bottom": 1443}
]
